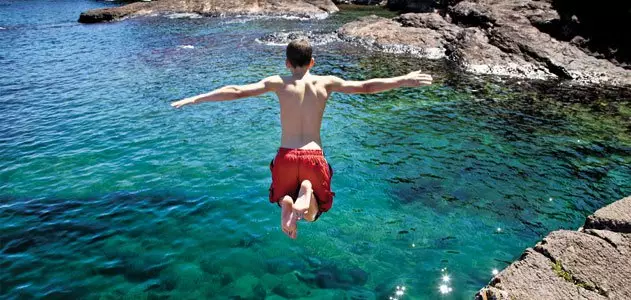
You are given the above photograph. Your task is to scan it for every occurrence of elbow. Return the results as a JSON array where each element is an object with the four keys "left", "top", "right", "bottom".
[{"left": 225, "top": 86, "right": 244, "bottom": 99}]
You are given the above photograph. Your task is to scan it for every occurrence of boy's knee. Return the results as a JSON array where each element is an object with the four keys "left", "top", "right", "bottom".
[
  {"left": 303, "top": 210, "right": 317, "bottom": 222},
  {"left": 281, "top": 195, "right": 293, "bottom": 204},
  {"left": 300, "top": 180, "right": 312, "bottom": 190}
]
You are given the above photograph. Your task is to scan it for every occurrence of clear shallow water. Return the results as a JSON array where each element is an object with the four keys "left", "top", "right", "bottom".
[{"left": 1, "top": 1, "right": 630, "bottom": 299}]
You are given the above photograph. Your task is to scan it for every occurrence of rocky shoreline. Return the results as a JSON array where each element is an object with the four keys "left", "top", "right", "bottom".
[
  {"left": 77, "top": 0, "right": 339, "bottom": 23},
  {"left": 476, "top": 196, "right": 631, "bottom": 300},
  {"left": 337, "top": 0, "right": 631, "bottom": 86},
  {"left": 78, "top": 0, "right": 631, "bottom": 86}
]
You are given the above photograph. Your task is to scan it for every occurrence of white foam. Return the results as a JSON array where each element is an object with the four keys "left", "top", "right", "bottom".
[
  {"left": 167, "top": 13, "right": 202, "bottom": 19},
  {"left": 177, "top": 45, "right": 195, "bottom": 49},
  {"left": 254, "top": 38, "right": 288, "bottom": 47},
  {"left": 0, "top": 27, "right": 6, "bottom": 30},
  {"left": 220, "top": 12, "right": 329, "bottom": 24}
]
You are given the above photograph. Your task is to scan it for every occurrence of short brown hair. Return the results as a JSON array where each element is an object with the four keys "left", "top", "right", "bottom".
[{"left": 286, "top": 39, "right": 312, "bottom": 67}]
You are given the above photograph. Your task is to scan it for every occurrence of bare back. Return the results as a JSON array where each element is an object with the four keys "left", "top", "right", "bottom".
[{"left": 274, "top": 74, "right": 331, "bottom": 150}]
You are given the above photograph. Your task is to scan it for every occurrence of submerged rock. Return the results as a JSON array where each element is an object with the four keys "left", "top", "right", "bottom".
[
  {"left": 218, "top": 274, "right": 266, "bottom": 299},
  {"left": 78, "top": 0, "right": 339, "bottom": 23},
  {"left": 337, "top": 0, "right": 631, "bottom": 86},
  {"left": 296, "top": 264, "right": 369, "bottom": 290}
]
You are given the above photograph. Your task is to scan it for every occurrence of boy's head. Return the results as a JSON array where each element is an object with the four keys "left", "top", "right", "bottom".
[{"left": 286, "top": 39, "right": 314, "bottom": 70}]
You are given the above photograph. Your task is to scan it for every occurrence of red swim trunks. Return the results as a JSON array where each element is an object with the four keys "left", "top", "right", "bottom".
[{"left": 269, "top": 148, "right": 334, "bottom": 219}]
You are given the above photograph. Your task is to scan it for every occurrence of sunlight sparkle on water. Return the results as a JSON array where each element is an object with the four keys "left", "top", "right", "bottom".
[
  {"left": 390, "top": 286, "right": 406, "bottom": 299},
  {"left": 442, "top": 275, "right": 450, "bottom": 282},
  {"left": 439, "top": 284, "right": 453, "bottom": 294}
]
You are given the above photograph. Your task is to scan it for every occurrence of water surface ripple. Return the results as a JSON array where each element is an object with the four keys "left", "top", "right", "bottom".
[{"left": 1, "top": 1, "right": 630, "bottom": 299}]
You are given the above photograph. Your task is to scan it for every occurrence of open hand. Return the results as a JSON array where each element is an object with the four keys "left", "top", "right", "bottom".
[
  {"left": 171, "top": 98, "right": 191, "bottom": 109},
  {"left": 404, "top": 70, "right": 433, "bottom": 87}
]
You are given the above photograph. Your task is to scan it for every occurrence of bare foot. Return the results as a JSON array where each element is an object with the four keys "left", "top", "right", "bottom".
[
  {"left": 281, "top": 196, "right": 298, "bottom": 239},
  {"left": 294, "top": 180, "right": 313, "bottom": 218}
]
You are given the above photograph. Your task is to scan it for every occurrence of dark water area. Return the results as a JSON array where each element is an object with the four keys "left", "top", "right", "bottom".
[{"left": 1, "top": 1, "right": 630, "bottom": 299}]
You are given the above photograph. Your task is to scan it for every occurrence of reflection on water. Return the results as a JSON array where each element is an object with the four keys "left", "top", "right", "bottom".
[{"left": 1, "top": 1, "right": 630, "bottom": 299}]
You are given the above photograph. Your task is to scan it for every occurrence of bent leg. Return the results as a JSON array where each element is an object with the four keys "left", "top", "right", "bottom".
[
  {"left": 295, "top": 180, "right": 319, "bottom": 222},
  {"left": 281, "top": 196, "right": 298, "bottom": 239}
]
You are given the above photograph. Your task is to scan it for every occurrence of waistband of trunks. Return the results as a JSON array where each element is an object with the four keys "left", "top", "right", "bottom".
[{"left": 277, "top": 147, "right": 324, "bottom": 156}]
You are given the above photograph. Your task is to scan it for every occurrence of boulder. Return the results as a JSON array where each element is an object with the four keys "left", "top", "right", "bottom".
[
  {"left": 79, "top": 0, "right": 339, "bottom": 23},
  {"left": 584, "top": 196, "right": 631, "bottom": 233},
  {"left": 337, "top": 14, "right": 455, "bottom": 59}
]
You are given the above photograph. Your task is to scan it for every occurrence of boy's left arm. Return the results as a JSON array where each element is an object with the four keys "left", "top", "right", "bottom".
[{"left": 171, "top": 76, "right": 283, "bottom": 108}]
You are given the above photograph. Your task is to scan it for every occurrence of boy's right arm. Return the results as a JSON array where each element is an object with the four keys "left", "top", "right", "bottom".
[{"left": 327, "top": 71, "right": 432, "bottom": 94}]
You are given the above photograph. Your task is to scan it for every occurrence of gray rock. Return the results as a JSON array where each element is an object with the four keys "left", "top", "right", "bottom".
[
  {"left": 476, "top": 196, "right": 631, "bottom": 300},
  {"left": 535, "top": 230, "right": 631, "bottom": 299},
  {"left": 475, "top": 248, "right": 606, "bottom": 300},
  {"left": 78, "top": 0, "right": 339, "bottom": 23},
  {"left": 584, "top": 196, "right": 631, "bottom": 233},
  {"left": 337, "top": 14, "right": 453, "bottom": 59},
  {"left": 447, "top": 27, "right": 553, "bottom": 80}
]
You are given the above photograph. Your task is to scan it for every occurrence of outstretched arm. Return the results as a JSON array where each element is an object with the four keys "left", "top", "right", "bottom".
[
  {"left": 327, "top": 70, "right": 432, "bottom": 94},
  {"left": 171, "top": 76, "right": 283, "bottom": 108}
]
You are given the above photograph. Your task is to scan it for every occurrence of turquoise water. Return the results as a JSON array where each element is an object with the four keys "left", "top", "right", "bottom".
[{"left": 1, "top": 1, "right": 630, "bottom": 299}]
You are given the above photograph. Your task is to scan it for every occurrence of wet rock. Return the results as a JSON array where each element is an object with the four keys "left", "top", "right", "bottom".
[
  {"left": 78, "top": 0, "right": 339, "bottom": 23},
  {"left": 584, "top": 196, "right": 631, "bottom": 233}
]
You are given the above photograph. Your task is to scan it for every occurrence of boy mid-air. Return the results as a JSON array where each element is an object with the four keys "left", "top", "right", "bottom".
[{"left": 171, "top": 39, "right": 432, "bottom": 239}]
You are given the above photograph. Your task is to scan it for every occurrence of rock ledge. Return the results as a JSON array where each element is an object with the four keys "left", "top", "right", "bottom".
[{"left": 476, "top": 196, "right": 631, "bottom": 300}]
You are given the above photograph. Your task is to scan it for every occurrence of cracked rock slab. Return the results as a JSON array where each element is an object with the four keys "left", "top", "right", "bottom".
[
  {"left": 535, "top": 230, "right": 631, "bottom": 299},
  {"left": 584, "top": 196, "right": 631, "bottom": 233},
  {"left": 475, "top": 248, "right": 606, "bottom": 300}
]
